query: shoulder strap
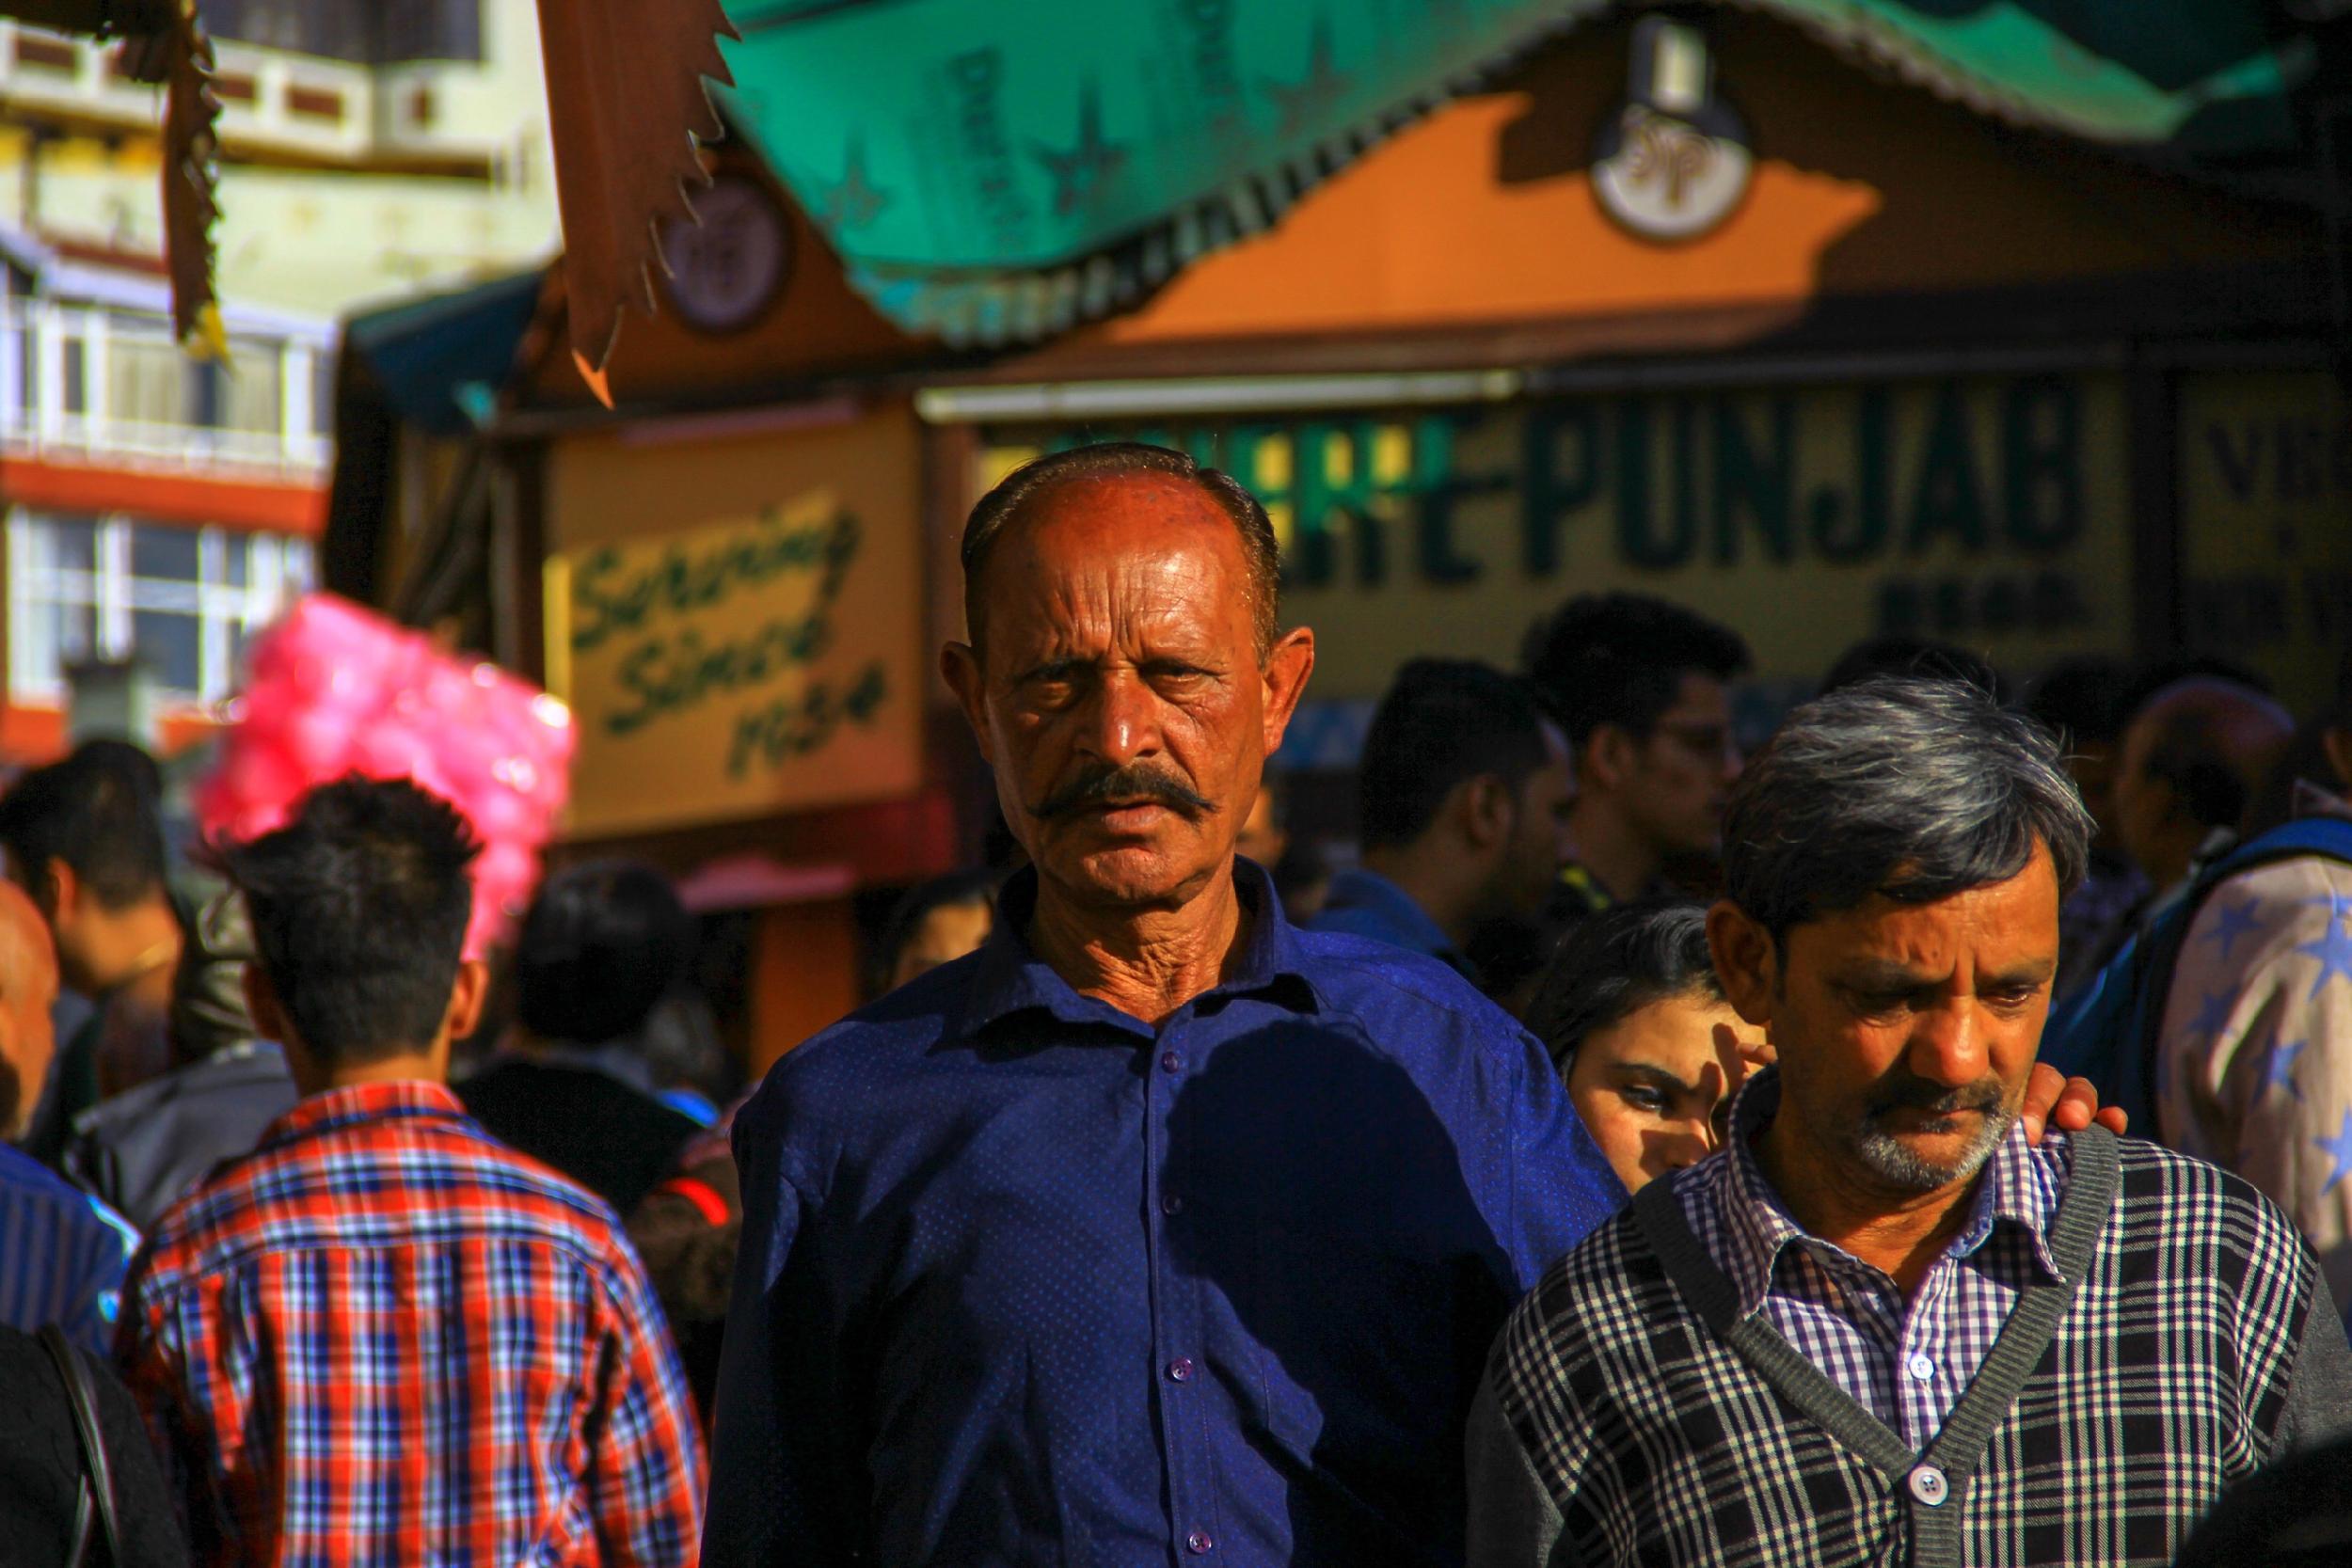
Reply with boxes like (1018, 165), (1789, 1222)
(38, 1325), (122, 1568)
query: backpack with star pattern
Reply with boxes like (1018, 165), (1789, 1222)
(2042, 816), (2352, 1140)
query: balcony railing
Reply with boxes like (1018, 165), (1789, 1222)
(0, 301), (332, 483)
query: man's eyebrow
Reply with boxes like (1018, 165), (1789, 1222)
(1979, 958), (2058, 989)
(1010, 655), (1095, 682)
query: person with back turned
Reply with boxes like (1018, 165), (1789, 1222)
(118, 778), (703, 1567)
(1467, 678), (2352, 1568)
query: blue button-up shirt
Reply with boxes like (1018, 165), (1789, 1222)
(1309, 866), (1472, 979)
(707, 863), (1623, 1567)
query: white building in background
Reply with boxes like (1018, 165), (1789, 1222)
(0, 1), (561, 759)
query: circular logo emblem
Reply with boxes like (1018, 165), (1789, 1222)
(660, 174), (793, 335)
(1592, 100), (1754, 245)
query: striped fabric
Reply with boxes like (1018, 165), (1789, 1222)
(119, 1080), (704, 1568)
(0, 1141), (138, 1354)
(1677, 1073), (2067, 1446)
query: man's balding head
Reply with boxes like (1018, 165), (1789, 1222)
(961, 443), (1282, 661)
(0, 879), (59, 1137)
(2115, 676), (2295, 888)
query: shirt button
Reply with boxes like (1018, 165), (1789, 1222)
(1160, 1050), (1184, 1074)
(1908, 1354), (1935, 1381)
(1161, 1192), (1184, 1215)
(1908, 1465), (1949, 1507)
(1167, 1357), (1195, 1383)
(1185, 1530), (1214, 1555)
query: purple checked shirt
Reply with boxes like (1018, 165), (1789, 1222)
(1676, 1069), (2069, 1448)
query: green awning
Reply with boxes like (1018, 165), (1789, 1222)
(715, 0), (2312, 347)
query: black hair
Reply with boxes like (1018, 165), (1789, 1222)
(0, 738), (168, 911)
(961, 442), (1281, 656)
(2023, 656), (2133, 751)
(1724, 677), (2092, 942)
(1527, 901), (1723, 1074)
(1820, 634), (2008, 704)
(873, 868), (1001, 994)
(514, 860), (695, 1046)
(221, 775), (480, 1065)
(1520, 593), (1751, 752)
(1358, 659), (1554, 851)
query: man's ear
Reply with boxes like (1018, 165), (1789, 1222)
(1583, 724), (1636, 793)
(443, 958), (491, 1044)
(1706, 900), (1779, 1028)
(242, 960), (289, 1046)
(940, 641), (995, 768)
(1458, 773), (1513, 850)
(41, 857), (77, 923)
(1259, 626), (1315, 757)
(2324, 726), (2352, 799)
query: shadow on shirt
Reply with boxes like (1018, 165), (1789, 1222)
(1166, 1011), (1513, 1568)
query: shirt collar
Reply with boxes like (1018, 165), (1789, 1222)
(1712, 1068), (2066, 1318)
(958, 858), (1321, 1037)
(260, 1079), (469, 1150)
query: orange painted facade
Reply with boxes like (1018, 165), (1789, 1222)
(0, 455), (326, 535)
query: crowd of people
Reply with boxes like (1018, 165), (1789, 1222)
(0, 436), (2346, 1565)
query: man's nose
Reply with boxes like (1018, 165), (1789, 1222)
(1074, 672), (1159, 766)
(1905, 1001), (1988, 1087)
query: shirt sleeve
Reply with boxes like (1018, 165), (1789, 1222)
(587, 1247), (707, 1568)
(2159, 858), (2352, 1306)
(1506, 1024), (1629, 1292)
(1463, 1370), (1571, 1568)
(702, 1115), (862, 1567)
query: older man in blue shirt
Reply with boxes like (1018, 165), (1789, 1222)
(705, 442), (2118, 1567)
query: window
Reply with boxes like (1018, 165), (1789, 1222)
(8, 510), (316, 705)
(200, 0), (482, 65)
(379, 2), (484, 64)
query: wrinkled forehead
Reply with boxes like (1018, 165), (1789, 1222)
(973, 475), (1257, 645)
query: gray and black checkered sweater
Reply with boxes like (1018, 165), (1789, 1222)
(1468, 1128), (2352, 1568)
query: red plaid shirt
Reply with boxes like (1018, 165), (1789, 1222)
(119, 1080), (705, 1567)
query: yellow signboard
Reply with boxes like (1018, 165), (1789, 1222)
(545, 413), (924, 837)
(2177, 369), (2352, 719)
(983, 373), (2134, 697)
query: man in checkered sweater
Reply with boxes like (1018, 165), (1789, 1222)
(1467, 678), (2352, 1568)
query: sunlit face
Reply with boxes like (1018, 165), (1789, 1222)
(1724, 843), (2060, 1196)
(1566, 991), (1759, 1192)
(944, 473), (1313, 914)
(1627, 673), (1740, 858)
(890, 901), (993, 990)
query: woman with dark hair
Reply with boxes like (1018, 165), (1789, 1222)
(1526, 900), (1770, 1192)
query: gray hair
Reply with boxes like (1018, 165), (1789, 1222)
(1724, 676), (2092, 941)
